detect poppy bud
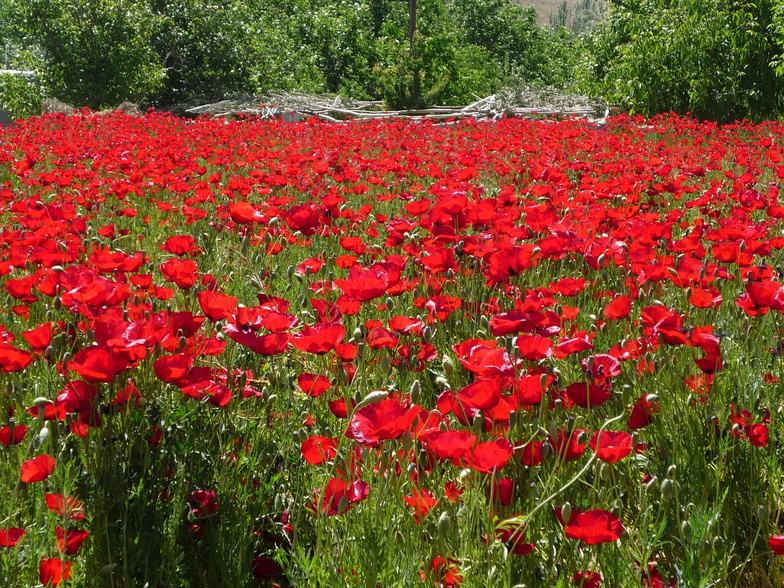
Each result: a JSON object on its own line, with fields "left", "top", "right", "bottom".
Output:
{"left": 33, "top": 397, "right": 52, "bottom": 407}
{"left": 385, "top": 297, "right": 394, "bottom": 310}
{"left": 53, "top": 296, "right": 62, "bottom": 310}
{"left": 410, "top": 380, "right": 421, "bottom": 403}
{"left": 100, "top": 564, "right": 118, "bottom": 576}
{"left": 352, "top": 328, "right": 363, "bottom": 342}
{"left": 417, "top": 448, "right": 430, "bottom": 468}
{"left": 441, "top": 356, "right": 454, "bottom": 377}
{"left": 472, "top": 414, "right": 484, "bottom": 434}
{"left": 36, "top": 424, "right": 50, "bottom": 448}
{"left": 757, "top": 505, "right": 768, "bottom": 524}
{"left": 360, "top": 390, "right": 388, "bottom": 407}
{"left": 660, "top": 479, "right": 675, "bottom": 501}
{"left": 435, "top": 376, "right": 449, "bottom": 390}
{"left": 401, "top": 431, "right": 414, "bottom": 451}
{"left": 541, "top": 441, "right": 551, "bottom": 458}
{"left": 712, "top": 536, "right": 724, "bottom": 551}
{"left": 479, "top": 315, "right": 490, "bottom": 330}
{"left": 561, "top": 502, "right": 572, "bottom": 525}
{"left": 268, "top": 217, "right": 279, "bottom": 227}
{"left": 438, "top": 512, "right": 451, "bottom": 537}
{"left": 423, "top": 326, "right": 433, "bottom": 341}
{"left": 645, "top": 475, "right": 659, "bottom": 494}
{"left": 681, "top": 520, "right": 691, "bottom": 538}
{"left": 666, "top": 465, "right": 676, "bottom": 479}
{"left": 379, "top": 355, "right": 392, "bottom": 374}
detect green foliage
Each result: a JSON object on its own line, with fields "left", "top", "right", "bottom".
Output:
{"left": 2, "top": 0, "right": 581, "bottom": 110}
{"left": 579, "top": 0, "right": 784, "bottom": 122}
{"left": 0, "top": 72, "right": 44, "bottom": 119}
{"left": 14, "top": 0, "right": 165, "bottom": 109}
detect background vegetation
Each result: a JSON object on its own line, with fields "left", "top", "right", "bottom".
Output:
{"left": 3, "top": 0, "right": 784, "bottom": 121}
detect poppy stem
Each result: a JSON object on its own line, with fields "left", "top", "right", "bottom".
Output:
{"left": 499, "top": 412, "right": 625, "bottom": 531}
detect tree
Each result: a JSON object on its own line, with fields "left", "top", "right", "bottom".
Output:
{"left": 580, "top": 0, "right": 784, "bottom": 121}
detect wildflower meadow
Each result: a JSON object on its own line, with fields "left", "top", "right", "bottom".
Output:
{"left": 1, "top": 110, "right": 784, "bottom": 586}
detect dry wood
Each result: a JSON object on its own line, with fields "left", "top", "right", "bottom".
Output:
{"left": 181, "top": 90, "right": 609, "bottom": 124}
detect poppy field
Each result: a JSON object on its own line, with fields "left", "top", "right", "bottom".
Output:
{"left": 2, "top": 110, "right": 784, "bottom": 587}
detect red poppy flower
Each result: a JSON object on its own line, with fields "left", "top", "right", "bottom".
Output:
{"left": 290, "top": 323, "right": 345, "bottom": 354}
{"left": 422, "top": 430, "right": 476, "bottom": 463}
{"left": 197, "top": 291, "right": 237, "bottom": 321}
{"left": 45, "top": 494, "right": 86, "bottom": 521}
{"left": 457, "top": 378, "right": 501, "bottom": 411}
{"left": 462, "top": 438, "right": 514, "bottom": 474}
{"left": 745, "top": 423, "right": 769, "bottom": 447}
{"left": 22, "top": 322, "right": 53, "bottom": 352}
{"left": 68, "top": 346, "right": 128, "bottom": 383}
{"left": 153, "top": 353, "right": 193, "bottom": 383}
{"left": 301, "top": 436, "right": 338, "bottom": 465}
{"left": 603, "top": 295, "right": 632, "bottom": 320}
{"left": 572, "top": 570, "right": 602, "bottom": 588}
{"left": 516, "top": 333, "right": 553, "bottom": 360}
{"left": 562, "top": 382, "right": 611, "bottom": 408}
{"left": 252, "top": 554, "right": 284, "bottom": 579}
{"left": 21, "top": 454, "right": 56, "bottom": 483}
{"left": 403, "top": 487, "right": 438, "bottom": 523}
{"left": 0, "top": 343, "right": 33, "bottom": 373}
{"left": 0, "top": 424, "right": 28, "bottom": 446}
{"left": 589, "top": 430, "right": 634, "bottom": 463}
{"left": 582, "top": 354, "right": 622, "bottom": 380}
{"left": 181, "top": 380, "right": 232, "bottom": 407}
{"left": 496, "top": 520, "right": 535, "bottom": 556}
{"left": 564, "top": 509, "right": 624, "bottom": 544}
{"left": 551, "top": 429, "right": 588, "bottom": 461}
{"left": 769, "top": 535, "right": 784, "bottom": 555}
{"left": 628, "top": 394, "right": 659, "bottom": 430}
{"left": 0, "top": 527, "right": 26, "bottom": 547}
{"left": 335, "top": 265, "right": 389, "bottom": 302}
{"left": 519, "top": 440, "right": 544, "bottom": 466}
{"left": 452, "top": 338, "right": 514, "bottom": 377}
{"left": 56, "top": 380, "right": 98, "bottom": 414}
{"left": 159, "top": 257, "right": 199, "bottom": 290}
{"left": 228, "top": 201, "right": 259, "bottom": 224}
{"left": 161, "top": 234, "right": 198, "bottom": 256}
{"left": 40, "top": 557, "right": 72, "bottom": 586}
{"left": 311, "top": 477, "right": 369, "bottom": 516}
{"left": 491, "top": 477, "right": 514, "bottom": 506}
{"left": 55, "top": 527, "right": 89, "bottom": 555}
{"left": 347, "top": 397, "right": 420, "bottom": 445}
{"left": 514, "top": 374, "right": 545, "bottom": 404}
{"left": 297, "top": 373, "right": 332, "bottom": 397}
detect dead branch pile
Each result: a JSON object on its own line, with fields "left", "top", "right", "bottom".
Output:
{"left": 180, "top": 89, "right": 609, "bottom": 123}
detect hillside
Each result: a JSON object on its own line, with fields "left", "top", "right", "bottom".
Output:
{"left": 523, "top": 0, "right": 605, "bottom": 28}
